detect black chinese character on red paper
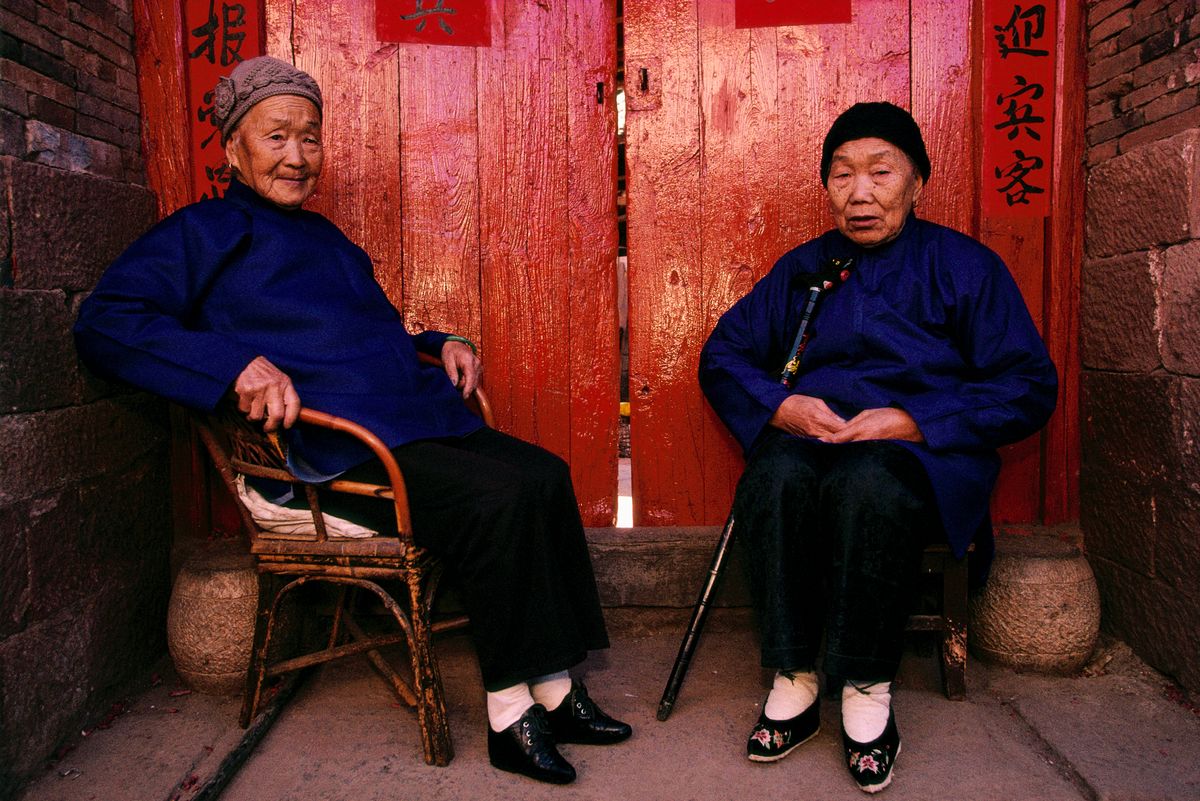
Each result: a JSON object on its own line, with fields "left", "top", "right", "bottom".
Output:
{"left": 190, "top": 1, "right": 248, "bottom": 66}
{"left": 994, "top": 150, "right": 1045, "bottom": 206}
{"left": 993, "top": 4, "right": 1049, "bottom": 58}
{"left": 994, "top": 75, "right": 1045, "bottom": 141}
{"left": 400, "top": 0, "right": 457, "bottom": 36}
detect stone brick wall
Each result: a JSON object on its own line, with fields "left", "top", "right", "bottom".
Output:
{"left": 0, "top": 1, "right": 167, "bottom": 795}
{"left": 1083, "top": 0, "right": 1200, "bottom": 692}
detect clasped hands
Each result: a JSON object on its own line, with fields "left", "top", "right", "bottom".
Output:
{"left": 233, "top": 339, "right": 482, "bottom": 432}
{"left": 768, "top": 394, "right": 924, "bottom": 443}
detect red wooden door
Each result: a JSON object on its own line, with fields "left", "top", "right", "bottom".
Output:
{"left": 623, "top": 0, "right": 1082, "bottom": 527}
{"left": 272, "top": 0, "right": 620, "bottom": 526}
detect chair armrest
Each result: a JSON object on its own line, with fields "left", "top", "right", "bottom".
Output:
{"left": 295, "top": 408, "right": 413, "bottom": 536}
{"left": 416, "top": 351, "right": 495, "bottom": 428}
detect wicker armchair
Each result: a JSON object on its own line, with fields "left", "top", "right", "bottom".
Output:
{"left": 191, "top": 362, "right": 493, "bottom": 767}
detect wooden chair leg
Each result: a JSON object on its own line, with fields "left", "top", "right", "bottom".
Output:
{"left": 405, "top": 571, "right": 453, "bottom": 766}
{"left": 240, "top": 572, "right": 275, "bottom": 727}
{"left": 941, "top": 556, "right": 969, "bottom": 701}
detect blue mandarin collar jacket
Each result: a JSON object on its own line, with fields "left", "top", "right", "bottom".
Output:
{"left": 699, "top": 216, "right": 1058, "bottom": 556}
{"left": 74, "top": 179, "right": 483, "bottom": 479}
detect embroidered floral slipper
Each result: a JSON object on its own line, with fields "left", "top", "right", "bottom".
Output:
{"left": 842, "top": 707, "right": 901, "bottom": 793}
{"left": 746, "top": 700, "right": 820, "bottom": 762}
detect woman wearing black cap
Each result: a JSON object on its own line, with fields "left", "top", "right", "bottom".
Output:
{"left": 699, "top": 102, "right": 1057, "bottom": 793}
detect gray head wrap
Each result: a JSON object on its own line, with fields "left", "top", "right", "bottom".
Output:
{"left": 213, "top": 56, "right": 323, "bottom": 143}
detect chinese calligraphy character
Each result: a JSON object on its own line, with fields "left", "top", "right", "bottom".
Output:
{"left": 201, "top": 162, "right": 232, "bottom": 200}
{"left": 196, "top": 90, "right": 220, "bottom": 149}
{"left": 993, "top": 4, "right": 1049, "bottom": 58}
{"left": 994, "top": 150, "right": 1045, "bottom": 206}
{"left": 994, "top": 76, "right": 1045, "bottom": 141}
{"left": 189, "top": 0, "right": 248, "bottom": 66}
{"left": 400, "top": 0, "right": 456, "bottom": 36}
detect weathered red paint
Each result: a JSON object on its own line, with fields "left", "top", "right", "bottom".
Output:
{"left": 626, "top": 0, "right": 1081, "bottom": 528}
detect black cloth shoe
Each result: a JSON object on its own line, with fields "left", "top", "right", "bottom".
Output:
{"left": 488, "top": 704, "right": 576, "bottom": 784}
{"left": 545, "top": 680, "right": 633, "bottom": 745}
{"left": 746, "top": 699, "right": 820, "bottom": 762}
{"left": 843, "top": 707, "right": 901, "bottom": 793}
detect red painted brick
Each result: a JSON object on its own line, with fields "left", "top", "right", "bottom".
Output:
{"left": 1160, "top": 239, "right": 1200, "bottom": 374}
{"left": 1122, "top": 73, "right": 1176, "bottom": 112}
{"left": 1116, "top": 5, "right": 1173, "bottom": 53}
{"left": 1143, "top": 85, "right": 1200, "bottom": 122}
{"left": 1118, "top": 103, "right": 1200, "bottom": 152}
{"left": 1087, "top": 99, "right": 1118, "bottom": 127}
{"left": 1132, "top": 35, "right": 1200, "bottom": 87}
{"left": 1080, "top": 251, "right": 1162, "bottom": 372}
{"left": 1088, "top": 0, "right": 1135, "bottom": 29}
{"left": 1088, "top": 108, "right": 1145, "bottom": 145}
{"left": 1086, "top": 129, "right": 1200, "bottom": 257}
{"left": 1090, "top": 7, "right": 1134, "bottom": 48}
{"left": 0, "top": 57, "right": 73, "bottom": 106}
{"left": 23, "top": 119, "right": 122, "bottom": 179}
{"left": 1088, "top": 44, "right": 1143, "bottom": 88}
{"left": 1089, "top": 73, "right": 1134, "bottom": 107}
{"left": 27, "top": 92, "right": 74, "bottom": 130}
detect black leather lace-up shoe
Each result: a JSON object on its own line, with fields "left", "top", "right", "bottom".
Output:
{"left": 487, "top": 704, "right": 576, "bottom": 784}
{"left": 545, "top": 680, "right": 633, "bottom": 745}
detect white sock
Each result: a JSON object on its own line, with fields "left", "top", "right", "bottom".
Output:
{"left": 763, "top": 670, "right": 819, "bottom": 720}
{"left": 841, "top": 681, "right": 892, "bottom": 742}
{"left": 487, "top": 683, "right": 535, "bottom": 733}
{"left": 529, "top": 670, "right": 572, "bottom": 711}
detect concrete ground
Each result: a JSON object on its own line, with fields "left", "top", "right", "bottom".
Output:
{"left": 17, "top": 612, "right": 1200, "bottom": 801}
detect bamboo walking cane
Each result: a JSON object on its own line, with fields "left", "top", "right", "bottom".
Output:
{"left": 656, "top": 257, "right": 853, "bottom": 721}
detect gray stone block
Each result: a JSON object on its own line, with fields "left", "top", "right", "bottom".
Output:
{"left": 1085, "top": 129, "right": 1200, "bottom": 258}
{"left": 0, "top": 396, "right": 168, "bottom": 506}
{"left": 9, "top": 158, "right": 154, "bottom": 290}
{"left": 1080, "top": 468, "right": 1157, "bottom": 576}
{"left": 1161, "top": 238, "right": 1200, "bottom": 375}
{"left": 1079, "top": 251, "right": 1161, "bottom": 371}
{"left": 0, "top": 287, "right": 85, "bottom": 412}
{"left": 0, "top": 500, "right": 30, "bottom": 638}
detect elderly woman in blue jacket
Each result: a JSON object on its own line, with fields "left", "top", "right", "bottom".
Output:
{"left": 74, "top": 56, "right": 629, "bottom": 785}
{"left": 699, "top": 102, "right": 1057, "bottom": 793}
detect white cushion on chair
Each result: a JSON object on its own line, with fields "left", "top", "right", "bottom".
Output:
{"left": 235, "top": 475, "right": 379, "bottom": 538}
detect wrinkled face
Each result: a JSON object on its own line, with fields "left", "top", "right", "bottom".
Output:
{"left": 825, "top": 137, "right": 924, "bottom": 248}
{"left": 225, "top": 95, "right": 323, "bottom": 209}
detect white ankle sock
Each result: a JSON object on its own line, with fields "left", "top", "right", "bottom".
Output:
{"left": 841, "top": 681, "right": 891, "bottom": 742}
{"left": 487, "top": 683, "right": 535, "bottom": 733}
{"left": 763, "top": 670, "right": 819, "bottom": 720}
{"left": 529, "top": 670, "right": 572, "bottom": 711}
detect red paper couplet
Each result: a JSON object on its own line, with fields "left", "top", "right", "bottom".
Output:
{"left": 982, "top": 0, "right": 1057, "bottom": 216}
{"left": 735, "top": 0, "right": 853, "bottom": 28}
{"left": 183, "top": 0, "right": 264, "bottom": 202}
{"left": 377, "top": 0, "right": 491, "bottom": 47}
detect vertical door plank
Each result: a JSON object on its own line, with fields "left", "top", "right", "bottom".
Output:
{"left": 133, "top": 0, "right": 192, "bottom": 217}
{"left": 695, "top": 0, "right": 781, "bottom": 522}
{"left": 263, "top": 0, "right": 292, "bottom": 60}
{"left": 397, "top": 45, "right": 483, "bottom": 342}
{"left": 911, "top": 0, "right": 976, "bottom": 235}
{"left": 1042, "top": 0, "right": 1084, "bottom": 524}
{"left": 624, "top": 0, "right": 704, "bottom": 525}
{"left": 776, "top": 0, "right": 912, "bottom": 245}
{"left": 477, "top": 0, "right": 572, "bottom": 458}
{"left": 566, "top": 0, "right": 620, "bottom": 525}
{"left": 289, "top": 2, "right": 403, "bottom": 299}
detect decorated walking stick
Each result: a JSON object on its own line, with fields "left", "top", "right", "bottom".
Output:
{"left": 656, "top": 256, "right": 854, "bottom": 722}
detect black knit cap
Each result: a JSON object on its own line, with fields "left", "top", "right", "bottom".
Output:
{"left": 820, "top": 102, "right": 931, "bottom": 185}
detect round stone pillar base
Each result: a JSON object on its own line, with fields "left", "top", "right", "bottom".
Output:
{"left": 969, "top": 534, "right": 1101, "bottom": 673}
{"left": 167, "top": 548, "right": 258, "bottom": 695}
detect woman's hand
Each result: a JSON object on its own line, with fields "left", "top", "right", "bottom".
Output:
{"left": 820, "top": 407, "right": 924, "bottom": 444}
{"left": 769, "top": 394, "right": 848, "bottom": 438}
{"left": 234, "top": 355, "right": 301, "bottom": 432}
{"left": 441, "top": 339, "right": 483, "bottom": 398}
